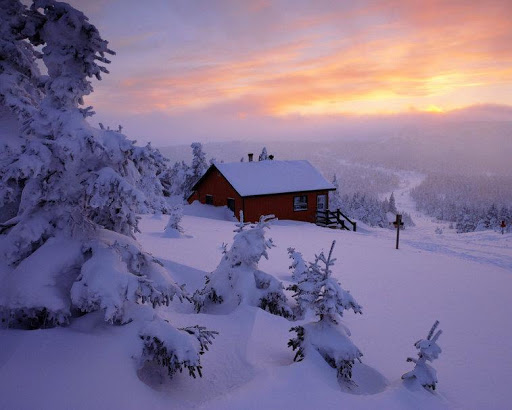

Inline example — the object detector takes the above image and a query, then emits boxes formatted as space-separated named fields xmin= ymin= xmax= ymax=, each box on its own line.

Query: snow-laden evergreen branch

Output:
xmin=140 ymin=317 xmax=218 ymax=379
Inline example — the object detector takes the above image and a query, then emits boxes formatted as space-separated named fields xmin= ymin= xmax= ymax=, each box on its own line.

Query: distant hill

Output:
xmin=160 ymin=119 xmax=512 ymax=177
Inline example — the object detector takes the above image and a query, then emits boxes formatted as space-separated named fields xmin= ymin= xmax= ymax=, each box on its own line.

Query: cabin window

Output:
xmin=227 ymin=198 xmax=235 ymax=213
xmin=293 ymin=195 xmax=308 ymax=211
xmin=205 ymin=194 xmax=213 ymax=205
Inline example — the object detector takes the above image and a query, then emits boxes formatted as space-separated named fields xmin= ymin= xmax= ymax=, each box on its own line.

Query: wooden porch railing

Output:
xmin=316 ymin=209 xmax=357 ymax=232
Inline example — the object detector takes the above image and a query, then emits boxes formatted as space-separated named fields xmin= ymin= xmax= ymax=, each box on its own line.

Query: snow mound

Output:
xmin=0 ymin=236 xmax=83 ymax=325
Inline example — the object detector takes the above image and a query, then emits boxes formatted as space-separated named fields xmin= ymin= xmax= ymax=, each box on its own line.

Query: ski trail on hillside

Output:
xmin=386 ymin=171 xmax=433 ymax=231
xmin=381 ymin=171 xmax=512 ymax=271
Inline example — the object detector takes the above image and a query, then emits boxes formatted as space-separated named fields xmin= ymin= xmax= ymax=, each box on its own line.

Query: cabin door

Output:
xmin=227 ymin=198 xmax=235 ymax=213
xmin=317 ymin=194 xmax=327 ymax=212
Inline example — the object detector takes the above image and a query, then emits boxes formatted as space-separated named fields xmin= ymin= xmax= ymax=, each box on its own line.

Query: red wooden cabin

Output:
xmin=187 ymin=158 xmax=335 ymax=223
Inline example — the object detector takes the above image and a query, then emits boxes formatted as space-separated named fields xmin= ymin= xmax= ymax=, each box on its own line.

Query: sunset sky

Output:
xmin=70 ymin=0 xmax=512 ymax=144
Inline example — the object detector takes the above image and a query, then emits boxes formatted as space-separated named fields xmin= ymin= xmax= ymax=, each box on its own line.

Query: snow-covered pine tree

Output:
xmin=485 ymin=204 xmax=499 ymax=231
xmin=499 ymin=206 xmax=510 ymax=233
xmin=382 ymin=197 xmax=390 ymax=213
xmin=0 ymin=0 xmax=42 ymax=121
xmin=402 ymin=320 xmax=442 ymax=390
xmin=401 ymin=211 xmax=415 ymax=228
xmin=288 ymin=241 xmax=363 ymax=385
xmin=312 ymin=242 xmax=362 ymax=322
xmin=474 ymin=211 xmax=487 ymax=232
xmin=0 ymin=141 xmax=22 ymax=222
xmin=0 ymin=0 xmax=215 ymax=381
xmin=183 ymin=142 xmax=208 ymax=197
xmin=258 ymin=147 xmax=269 ymax=161
xmin=341 ymin=192 xmax=388 ymax=228
xmin=456 ymin=207 xmax=476 ymax=233
xmin=167 ymin=160 xmax=189 ymax=197
xmin=368 ymin=197 xmax=388 ymax=227
xmin=388 ymin=192 xmax=398 ymax=214
xmin=131 ymin=142 xmax=174 ymax=214
xmin=163 ymin=203 xmax=184 ymax=238
xmin=191 ymin=143 xmax=208 ymax=175
xmin=193 ymin=215 xmax=292 ymax=318
xmin=329 ymin=174 xmax=343 ymax=211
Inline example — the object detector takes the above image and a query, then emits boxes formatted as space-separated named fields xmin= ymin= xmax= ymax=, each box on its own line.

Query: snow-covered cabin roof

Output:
xmin=199 ymin=160 xmax=335 ymax=197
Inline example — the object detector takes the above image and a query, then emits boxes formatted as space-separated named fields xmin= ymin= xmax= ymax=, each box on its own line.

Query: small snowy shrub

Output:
xmin=139 ymin=317 xmax=217 ymax=379
xmin=163 ymin=204 xmax=184 ymax=237
xmin=288 ymin=241 xmax=363 ymax=385
xmin=402 ymin=320 xmax=442 ymax=390
xmin=193 ymin=215 xmax=292 ymax=318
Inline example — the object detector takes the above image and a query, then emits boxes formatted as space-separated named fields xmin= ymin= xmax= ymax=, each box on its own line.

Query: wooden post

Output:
xmin=393 ymin=214 xmax=404 ymax=249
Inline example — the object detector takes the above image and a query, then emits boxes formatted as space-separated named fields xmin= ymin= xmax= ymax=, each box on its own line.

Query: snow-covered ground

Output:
xmin=1 ymin=182 xmax=511 ymax=409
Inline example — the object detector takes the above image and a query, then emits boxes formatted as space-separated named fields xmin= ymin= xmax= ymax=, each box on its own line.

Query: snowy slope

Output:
xmin=1 ymin=202 xmax=511 ymax=409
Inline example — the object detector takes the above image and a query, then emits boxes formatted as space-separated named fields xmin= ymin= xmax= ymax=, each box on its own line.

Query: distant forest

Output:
xmin=411 ymin=174 xmax=512 ymax=232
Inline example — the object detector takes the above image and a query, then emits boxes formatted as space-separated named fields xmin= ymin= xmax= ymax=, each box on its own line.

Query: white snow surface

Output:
xmin=1 ymin=174 xmax=512 ymax=409
xmin=0 ymin=237 xmax=83 ymax=318
xmin=214 ymin=160 xmax=335 ymax=196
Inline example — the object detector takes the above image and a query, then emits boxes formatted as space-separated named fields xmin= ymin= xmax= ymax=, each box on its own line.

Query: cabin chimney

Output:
xmin=248 ymin=153 xmax=254 ymax=162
